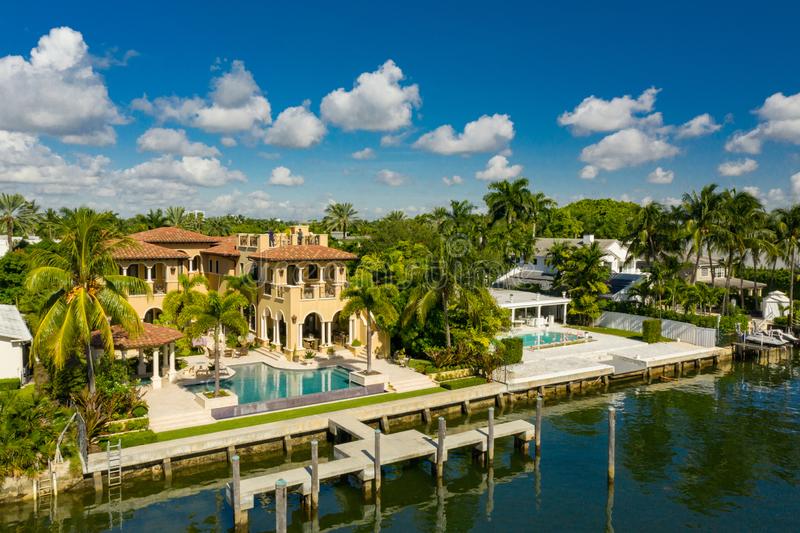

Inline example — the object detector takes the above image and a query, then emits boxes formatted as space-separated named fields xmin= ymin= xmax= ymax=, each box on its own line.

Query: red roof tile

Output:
xmin=129 ymin=226 xmax=220 ymax=244
xmin=249 ymin=245 xmax=357 ymax=262
xmin=200 ymin=235 xmax=240 ymax=257
xmin=112 ymin=240 xmax=188 ymax=260
xmin=91 ymin=323 xmax=183 ymax=350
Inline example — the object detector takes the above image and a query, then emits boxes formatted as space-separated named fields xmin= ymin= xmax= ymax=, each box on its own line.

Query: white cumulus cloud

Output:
xmin=726 ymin=91 xmax=800 ymax=154
xmin=675 ymin=113 xmax=721 ymax=139
xmin=558 ymin=88 xmax=660 ymax=135
xmin=647 ymin=167 xmax=674 ymax=184
xmin=375 ymin=169 xmax=407 ymax=186
xmin=132 ymin=60 xmax=271 ymax=134
xmin=475 ymin=155 xmax=523 ymax=181
xmin=321 ymin=60 xmax=420 ymax=131
xmin=580 ymin=128 xmax=679 ymax=172
xmin=579 ymin=165 xmax=598 ymax=180
xmin=413 ymin=114 xmax=515 ymax=155
xmin=792 ymin=172 xmax=800 ymax=200
xmin=268 ymin=166 xmax=305 ymax=186
xmin=264 ymin=102 xmax=326 ymax=148
xmin=136 ymin=128 xmax=220 ymax=157
xmin=119 ymin=155 xmax=246 ymax=187
xmin=0 ymin=27 xmax=124 ymax=145
xmin=442 ymin=175 xmax=463 ymax=186
xmin=718 ymin=158 xmax=758 ymax=176
xmin=352 ymin=147 xmax=375 ymax=160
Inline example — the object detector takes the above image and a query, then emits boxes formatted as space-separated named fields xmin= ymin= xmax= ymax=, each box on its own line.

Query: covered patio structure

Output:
xmin=489 ymin=288 xmax=571 ymax=326
xmin=91 ymin=323 xmax=183 ymax=389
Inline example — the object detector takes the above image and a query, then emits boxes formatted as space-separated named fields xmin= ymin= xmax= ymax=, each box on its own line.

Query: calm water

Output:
xmin=4 ymin=354 xmax=799 ymax=532
xmin=516 ymin=331 xmax=582 ymax=347
xmin=185 ymin=363 xmax=354 ymax=403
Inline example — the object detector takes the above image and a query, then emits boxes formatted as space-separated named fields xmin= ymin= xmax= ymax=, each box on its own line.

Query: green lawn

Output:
xmin=571 ymin=325 xmax=672 ymax=342
xmin=116 ymin=387 xmax=445 ymax=448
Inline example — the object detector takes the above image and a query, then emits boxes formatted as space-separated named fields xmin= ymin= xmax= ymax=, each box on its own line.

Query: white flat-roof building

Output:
xmin=489 ymin=288 xmax=571 ymax=326
xmin=0 ymin=305 xmax=32 ymax=382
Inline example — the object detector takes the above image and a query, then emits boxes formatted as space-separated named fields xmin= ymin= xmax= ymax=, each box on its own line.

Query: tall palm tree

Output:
xmin=203 ymin=216 xmax=230 ymax=236
xmin=165 ymin=206 xmax=187 ymax=228
xmin=775 ymin=205 xmax=800 ymax=328
xmin=384 ymin=210 xmax=406 ymax=222
xmin=681 ymin=184 xmax=721 ymax=284
xmin=529 ymin=191 xmax=556 ymax=239
xmin=556 ymin=242 xmax=609 ymax=325
xmin=483 ymin=178 xmax=532 ymax=228
xmin=717 ymin=189 xmax=762 ymax=314
xmin=0 ymin=193 xmax=40 ymax=251
xmin=162 ymin=273 xmax=208 ymax=328
xmin=186 ymin=290 xmax=249 ymax=395
xmin=25 ymin=208 xmax=149 ymax=392
xmin=625 ymin=202 xmax=667 ymax=268
xmin=37 ymin=208 xmax=61 ymax=241
xmin=341 ymin=274 xmax=398 ymax=373
xmin=323 ymin=202 xmax=359 ymax=238
xmin=143 ymin=209 xmax=167 ymax=229
xmin=403 ymin=241 xmax=472 ymax=350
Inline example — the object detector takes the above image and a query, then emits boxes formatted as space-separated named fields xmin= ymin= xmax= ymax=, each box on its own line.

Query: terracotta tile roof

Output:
xmin=91 ymin=323 xmax=183 ymax=350
xmin=200 ymin=235 xmax=240 ymax=258
xmin=129 ymin=226 xmax=220 ymax=244
xmin=112 ymin=240 xmax=188 ymax=260
xmin=249 ymin=244 xmax=357 ymax=262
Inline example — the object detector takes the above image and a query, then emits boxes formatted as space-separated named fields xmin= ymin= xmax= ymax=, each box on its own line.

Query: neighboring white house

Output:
xmin=0 ymin=235 xmax=42 ymax=258
xmin=0 ymin=305 xmax=32 ymax=382
xmin=489 ymin=288 xmax=571 ymax=326
xmin=495 ymin=234 xmax=640 ymax=290
xmin=695 ymin=257 xmax=767 ymax=297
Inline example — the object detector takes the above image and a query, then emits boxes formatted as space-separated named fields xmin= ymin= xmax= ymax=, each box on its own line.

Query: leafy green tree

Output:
xmin=160 ymin=274 xmax=208 ymax=354
xmin=555 ymin=241 xmax=610 ymax=325
xmin=775 ymin=205 xmax=800 ymax=327
xmin=26 ymin=208 xmax=149 ymax=392
xmin=1 ymin=193 xmax=40 ymax=250
xmin=562 ymin=198 xmax=640 ymax=239
xmin=341 ymin=273 xmax=399 ymax=373
xmin=165 ymin=206 xmax=187 ymax=227
xmin=484 ymin=177 xmax=532 ymax=229
xmin=186 ymin=290 xmax=249 ymax=395
xmin=0 ymin=392 xmax=66 ymax=477
xmin=682 ymin=184 xmax=722 ymax=284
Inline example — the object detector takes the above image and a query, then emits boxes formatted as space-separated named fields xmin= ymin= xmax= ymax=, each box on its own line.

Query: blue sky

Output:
xmin=2 ymin=1 xmax=800 ymax=218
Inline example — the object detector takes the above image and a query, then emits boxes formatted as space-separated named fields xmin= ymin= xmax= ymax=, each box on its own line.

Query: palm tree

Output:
xmin=556 ymin=242 xmax=609 ymax=325
xmin=775 ymin=205 xmax=800 ymax=328
xmin=165 ymin=206 xmax=187 ymax=228
xmin=625 ymin=202 xmax=667 ymax=268
xmin=186 ymin=290 xmax=249 ymax=395
xmin=403 ymin=241 xmax=472 ymax=350
xmin=1 ymin=193 xmax=40 ymax=251
xmin=483 ymin=178 xmax=532 ymax=228
xmin=341 ymin=274 xmax=398 ymax=373
xmin=324 ymin=202 xmax=359 ymax=238
xmin=681 ymin=184 xmax=721 ymax=284
xmin=143 ymin=209 xmax=167 ymax=229
xmin=384 ymin=210 xmax=406 ymax=222
xmin=37 ymin=208 xmax=61 ymax=241
xmin=25 ymin=208 xmax=149 ymax=392
xmin=162 ymin=273 xmax=208 ymax=328
xmin=203 ymin=216 xmax=230 ymax=236
xmin=529 ymin=191 xmax=556 ymax=239
xmin=717 ymin=189 xmax=762 ymax=314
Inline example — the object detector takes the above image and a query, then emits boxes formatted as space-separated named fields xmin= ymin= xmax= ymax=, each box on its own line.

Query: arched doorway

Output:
xmin=144 ymin=308 xmax=162 ymax=323
xmin=331 ymin=311 xmax=348 ymax=346
xmin=302 ymin=312 xmax=323 ymax=349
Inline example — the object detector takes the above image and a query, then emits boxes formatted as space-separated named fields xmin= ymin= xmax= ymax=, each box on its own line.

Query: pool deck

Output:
xmin=500 ymin=325 xmax=724 ymax=391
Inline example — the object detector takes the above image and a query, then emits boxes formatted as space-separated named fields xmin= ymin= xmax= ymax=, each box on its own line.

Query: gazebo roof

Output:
xmin=91 ymin=323 xmax=183 ymax=350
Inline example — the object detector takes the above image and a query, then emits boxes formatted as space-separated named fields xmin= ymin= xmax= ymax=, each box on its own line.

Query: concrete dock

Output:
xmin=227 ymin=413 xmax=534 ymax=514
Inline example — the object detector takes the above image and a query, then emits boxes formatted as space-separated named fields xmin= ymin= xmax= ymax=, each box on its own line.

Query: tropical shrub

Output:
xmin=441 ymin=376 xmax=487 ymax=390
xmin=500 ymin=337 xmax=523 ymax=365
xmin=0 ymin=391 xmax=67 ymax=477
xmin=72 ymin=388 xmax=122 ymax=444
xmin=642 ymin=319 xmax=662 ymax=343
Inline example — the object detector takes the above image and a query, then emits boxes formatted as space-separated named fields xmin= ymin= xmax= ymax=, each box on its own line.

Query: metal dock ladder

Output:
xmin=107 ymin=440 xmax=123 ymax=488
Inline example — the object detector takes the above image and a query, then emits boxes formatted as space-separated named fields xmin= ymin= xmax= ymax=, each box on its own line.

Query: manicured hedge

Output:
xmin=0 ymin=378 xmax=21 ymax=391
xmin=440 ymin=376 xmax=487 ymax=390
xmin=641 ymin=319 xmax=662 ymax=344
xmin=500 ymin=337 xmax=523 ymax=365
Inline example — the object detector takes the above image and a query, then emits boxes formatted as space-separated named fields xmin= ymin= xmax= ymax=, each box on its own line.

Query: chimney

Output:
xmin=582 ymin=234 xmax=595 ymax=245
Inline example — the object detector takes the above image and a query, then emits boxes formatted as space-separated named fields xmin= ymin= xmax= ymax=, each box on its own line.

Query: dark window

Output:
xmin=208 ymin=259 xmax=213 ymax=272
xmin=215 ymin=260 xmax=219 ymax=274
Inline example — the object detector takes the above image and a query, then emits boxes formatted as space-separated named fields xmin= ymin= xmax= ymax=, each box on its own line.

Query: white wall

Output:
xmin=0 ymin=339 xmax=24 ymax=380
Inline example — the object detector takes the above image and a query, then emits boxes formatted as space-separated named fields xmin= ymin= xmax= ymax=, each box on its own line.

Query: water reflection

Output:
xmin=3 ymin=353 xmax=799 ymax=532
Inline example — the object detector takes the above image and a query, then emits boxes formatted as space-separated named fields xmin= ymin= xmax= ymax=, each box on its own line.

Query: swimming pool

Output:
xmin=516 ymin=331 xmax=582 ymax=348
xmin=184 ymin=363 xmax=355 ymax=404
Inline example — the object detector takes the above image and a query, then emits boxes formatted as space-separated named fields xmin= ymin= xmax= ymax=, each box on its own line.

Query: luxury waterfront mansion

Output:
xmin=112 ymin=225 xmax=388 ymax=357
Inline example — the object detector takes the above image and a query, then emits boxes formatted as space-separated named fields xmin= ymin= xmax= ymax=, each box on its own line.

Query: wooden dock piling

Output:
xmin=487 ymin=407 xmax=495 ymax=465
xmin=310 ymin=440 xmax=319 ymax=510
xmin=436 ymin=417 xmax=446 ymax=479
xmin=275 ymin=478 xmax=287 ymax=533
xmin=535 ymin=395 xmax=543 ymax=456
xmin=607 ymin=407 xmax=616 ymax=485
xmin=231 ymin=455 xmax=247 ymax=529
xmin=374 ymin=429 xmax=382 ymax=493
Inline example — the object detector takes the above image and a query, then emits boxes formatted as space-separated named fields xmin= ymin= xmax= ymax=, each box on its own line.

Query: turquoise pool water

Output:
xmin=517 ymin=331 xmax=582 ymax=347
xmin=184 ymin=363 xmax=354 ymax=403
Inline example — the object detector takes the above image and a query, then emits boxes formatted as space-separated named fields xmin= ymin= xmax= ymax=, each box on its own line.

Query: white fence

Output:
xmin=595 ymin=311 xmax=718 ymax=347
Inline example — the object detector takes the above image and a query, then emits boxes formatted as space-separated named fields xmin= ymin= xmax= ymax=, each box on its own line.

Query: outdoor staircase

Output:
xmin=253 ymin=347 xmax=284 ymax=362
xmin=149 ymin=410 xmax=216 ymax=432
xmin=387 ymin=373 xmax=438 ymax=393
